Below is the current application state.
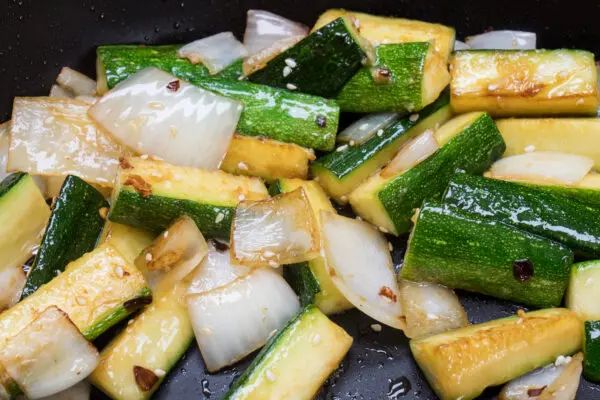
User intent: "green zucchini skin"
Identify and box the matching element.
[336,43,429,112]
[97,46,339,151]
[109,189,233,240]
[379,112,505,234]
[248,17,368,98]
[0,172,27,197]
[283,263,321,307]
[401,202,573,308]
[584,320,600,382]
[521,183,600,209]
[216,59,244,80]
[21,176,108,299]
[443,174,600,257]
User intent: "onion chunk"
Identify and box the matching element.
[178,32,248,74]
[337,112,398,146]
[466,30,536,50]
[56,67,97,96]
[381,129,439,178]
[0,265,26,312]
[243,10,308,56]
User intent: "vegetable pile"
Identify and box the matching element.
[2,7,600,400]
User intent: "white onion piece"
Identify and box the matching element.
[89,68,242,170]
[38,380,90,400]
[0,306,99,399]
[187,243,250,295]
[135,215,208,291]
[488,151,594,185]
[242,35,304,76]
[0,265,26,311]
[231,188,320,268]
[453,40,470,50]
[56,67,97,96]
[178,32,248,74]
[381,129,439,178]
[337,112,398,145]
[187,268,299,371]
[243,9,308,55]
[49,84,74,99]
[500,353,583,400]
[8,97,128,186]
[399,280,468,339]
[0,122,9,182]
[321,212,404,329]
[466,30,536,50]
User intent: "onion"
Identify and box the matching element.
[320,212,404,329]
[336,112,399,146]
[381,129,439,178]
[231,188,320,268]
[399,280,468,339]
[186,268,300,371]
[454,40,470,50]
[465,30,536,50]
[56,67,97,96]
[178,32,248,74]
[0,265,26,312]
[8,97,128,187]
[135,215,208,291]
[0,306,99,399]
[243,10,308,56]
[500,353,583,400]
[242,35,304,76]
[488,151,594,185]
[0,122,9,182]
[187,243,250,295]
[38,380,90,400]
[49,84,74,99]
[89,68,242,170]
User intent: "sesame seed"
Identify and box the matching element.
[524,144,536,153]
[370,323,382,332]
[487,83,499,91]
[238,194,246,201]
[576,98,585,105]
[140,154,149,160]
[379,226,389,233]
[127,319,134,325]
[286,83,297,90]
[145,252,153,262]
[163,231,169,238]
[154,368,166,377]
[340,195,348,202]
[237,161,249,171]
[263,250,275,258]
[409,114,419,122]
[215,213,225,224]
[282,66,292,77]
[355,215,362,221]
[388,242,393,251]
[555,355,572,366]
[265,369,276,382]
[268,260,278,268]
[336,144,349,152]
[99,207,109,219]
[376,129,384,137]
[349,140,356,146]
[284,58,297,68]
[114,266,125,278]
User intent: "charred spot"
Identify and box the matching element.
[371,66,393,85]
[124,175,152,198]
[133,365,159,391]
[513,259,534,282]
[527,386,546,397]
[210,239,229,252]
[166,80,180,92]
[378,286,397,302]
[123,295,153,312]
[119,157,133,169]
[315,114,327,128]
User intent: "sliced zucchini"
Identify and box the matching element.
[0,244,149,344]
[349,111,505,234]
[96,46,339,151]
[108,157,269,239]
[21,175,108,299]
[312,9,455,61]
[272,178,353,315]
[401,201,573,308]
[100,222,154,264]
[443,173,600,257]
[584,320,600,382]
[336,42,449,113]
[566,261,600,320]
[221,135,315,181]
[224,305,352,400]
[410,308,582,400]
[311,93,452,202]
[248,17,371,98]
[450,50,599,116]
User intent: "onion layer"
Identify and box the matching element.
[466,30,536,50]
[38,380,90,400]
[242,35,304,76]
[381,129,439,178]
[56,67,97,96]
[0,265,26,312]
[0,122,9,182]
[243,10,308,56]
[187,243,250,295]
[336,112,399,146]
[178,32,248,74]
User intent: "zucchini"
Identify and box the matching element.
[450,49,599,116]
[21,175,108,299]
[0,244,149,344]
[221,135,315,181]
[401,201,573,307]
[496,118,600,168]
[91,283,192,400]
[410,308,582,400]
[216,59,244,80]
[96,45,339,151]
[566,261,600,320]
[311,93,452,202]
[271,178,353,315]
[108,157,269,239]
[224,305,352,400]
[349,111,505,234]
[312,9,455,61]
[335,43,449,113]
[100,222,154,264]
[584,320,600,382]
[443,173,600,257]
[248,17,371,98]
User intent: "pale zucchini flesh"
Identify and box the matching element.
[566,260,600,321]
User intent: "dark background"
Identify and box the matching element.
[2,0,600,398]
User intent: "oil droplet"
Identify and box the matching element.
[388,376,411,398]
[201,378,211,397]
[173,21,181,29]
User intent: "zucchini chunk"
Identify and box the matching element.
[311,93,452,202]
[21,175,108,299]
[411,308,581,400]
[224,305,352,400]
[100,222,154,264]
[248,17,372,98]
[450,50,599,116]
[312,9,455,61]
[443,173,600,257]
[271,178,353,315]
[109,157,269,239]
[221,135,315,181]
[566,260,600,320]
[584,321,600,382]
[0,244,149,344]
[336,43,450,113]
[96,45,339,151]
[349,111,505,235]
[401,202,573,308]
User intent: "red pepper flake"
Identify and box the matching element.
[378,286,397,302]
[315,115,327,128]
[119,157,133,169]
[133,365,159,392]
[210,239,229,252]
[371,67,393,85]
[124,296,153,312]
[527,386,546,397]
[513,259,534,282]
[124,175,153,198]
[166,80,180,92]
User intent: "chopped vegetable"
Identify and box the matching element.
[584,321,600,382]
[178,32,248,74]
[38,380,90,400]
[381,129,439,178]
[465,30,536,50]
[0,122,9,182]
[336,112,398,146]
[566,260,600,320]
[0,264,25,312]
[56,67,97,96]
[242,35,304,76]
[243,9,308,55]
